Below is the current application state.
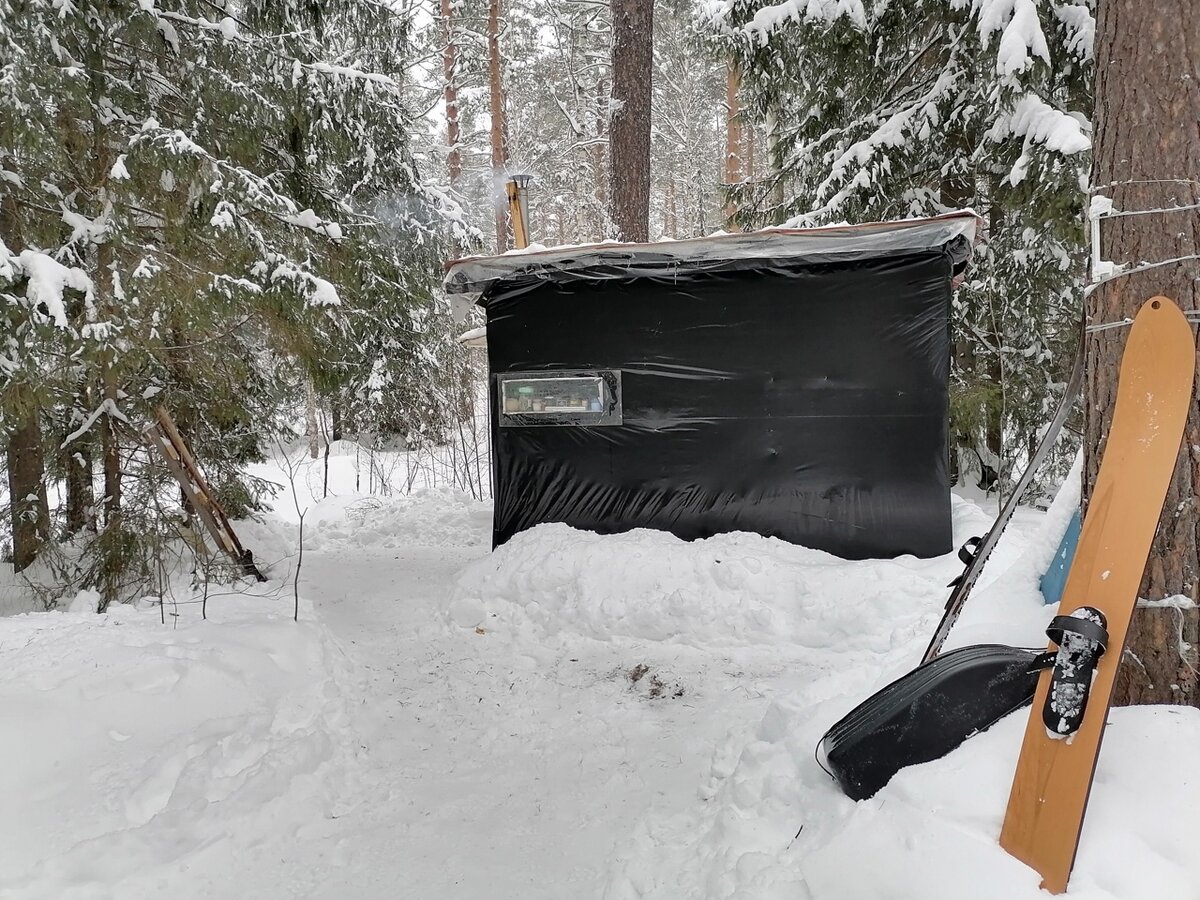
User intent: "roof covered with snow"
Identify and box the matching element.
[443,210,980,299]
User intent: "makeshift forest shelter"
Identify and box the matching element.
[444,211,979,559]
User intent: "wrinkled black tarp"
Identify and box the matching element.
[484,248,956,559]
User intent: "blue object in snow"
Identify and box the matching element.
[1040,509,1082,606]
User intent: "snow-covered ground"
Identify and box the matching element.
[2,448,1198,899]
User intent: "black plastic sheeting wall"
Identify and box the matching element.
[484,248,957,559]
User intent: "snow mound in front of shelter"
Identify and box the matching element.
[451,493,997,651]
[451,522,957,651]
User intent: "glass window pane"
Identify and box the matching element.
[501,377,605,414]
[497,371,621,426]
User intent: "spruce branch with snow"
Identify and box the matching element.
[0,0,469,600]
[703,0,1093,491]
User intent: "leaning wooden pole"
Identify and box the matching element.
[145,406,265,581]
[506,178,530,249]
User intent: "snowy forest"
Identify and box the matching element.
[3,0,1200,897]
[1,0,1095,602]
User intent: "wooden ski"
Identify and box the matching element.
[999,296,1195,893]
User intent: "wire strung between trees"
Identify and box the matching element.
[1089,178,1200,193]
[1084,254,1200,297]
[1086,312,1200,334]
[1082,201,1200,332]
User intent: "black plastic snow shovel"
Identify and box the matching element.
[817,644,1050,801]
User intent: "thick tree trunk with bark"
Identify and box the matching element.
[488,0,509,253]
[331,401,344,443]
[7,400,50,572]
[608,0,653,242]
[99,368,121,525]
[1088,0,1200,706]
[724,61,742,224]
[97,244,122,530]
[1,187,50,570]
[63,438,95,536]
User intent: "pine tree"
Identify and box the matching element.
[1,0,464,602]
[702,0,1095,492]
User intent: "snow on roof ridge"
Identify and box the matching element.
[449,209,979,266]
[443,210,981,297]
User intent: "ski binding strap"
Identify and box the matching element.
[1042,607,1109,739]
[947,536,983,587]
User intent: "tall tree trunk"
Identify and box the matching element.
[1,183,51,571]
[724,60,742,225]
[97,351,123,609]
[441,0,462,188]
[6,395,50,573]
[1089,0,1200,706]
[608,0,653,242]
[766,106,786,223]
[63,421,95,537]
[941,172,976,488]
[100,356,121,526]
[63,269,98,536]
[87,32,123,610]
[96,244,120,530]
[984,194,1005,497]
[665,175,678,238]
[331,400,344,443]
[745,118,756,182]
[305,380,320,459]
[592,76,609,238]
[488,0,509,253]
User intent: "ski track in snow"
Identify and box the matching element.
[2,454,1199,899]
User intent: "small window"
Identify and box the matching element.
[497,370,622,427]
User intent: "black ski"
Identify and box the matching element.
[921,333,1084,664]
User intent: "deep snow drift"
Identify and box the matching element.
[0,591,360,900]
[1,449,1197,899]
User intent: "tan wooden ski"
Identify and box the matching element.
[999,296,1196,893]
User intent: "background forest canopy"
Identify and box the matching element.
[1,0,1093,606]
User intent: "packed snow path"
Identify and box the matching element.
[4,468,1200,899]
[274,487,989,899]
[287,503,801,898]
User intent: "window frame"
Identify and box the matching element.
[496,370,623,427]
